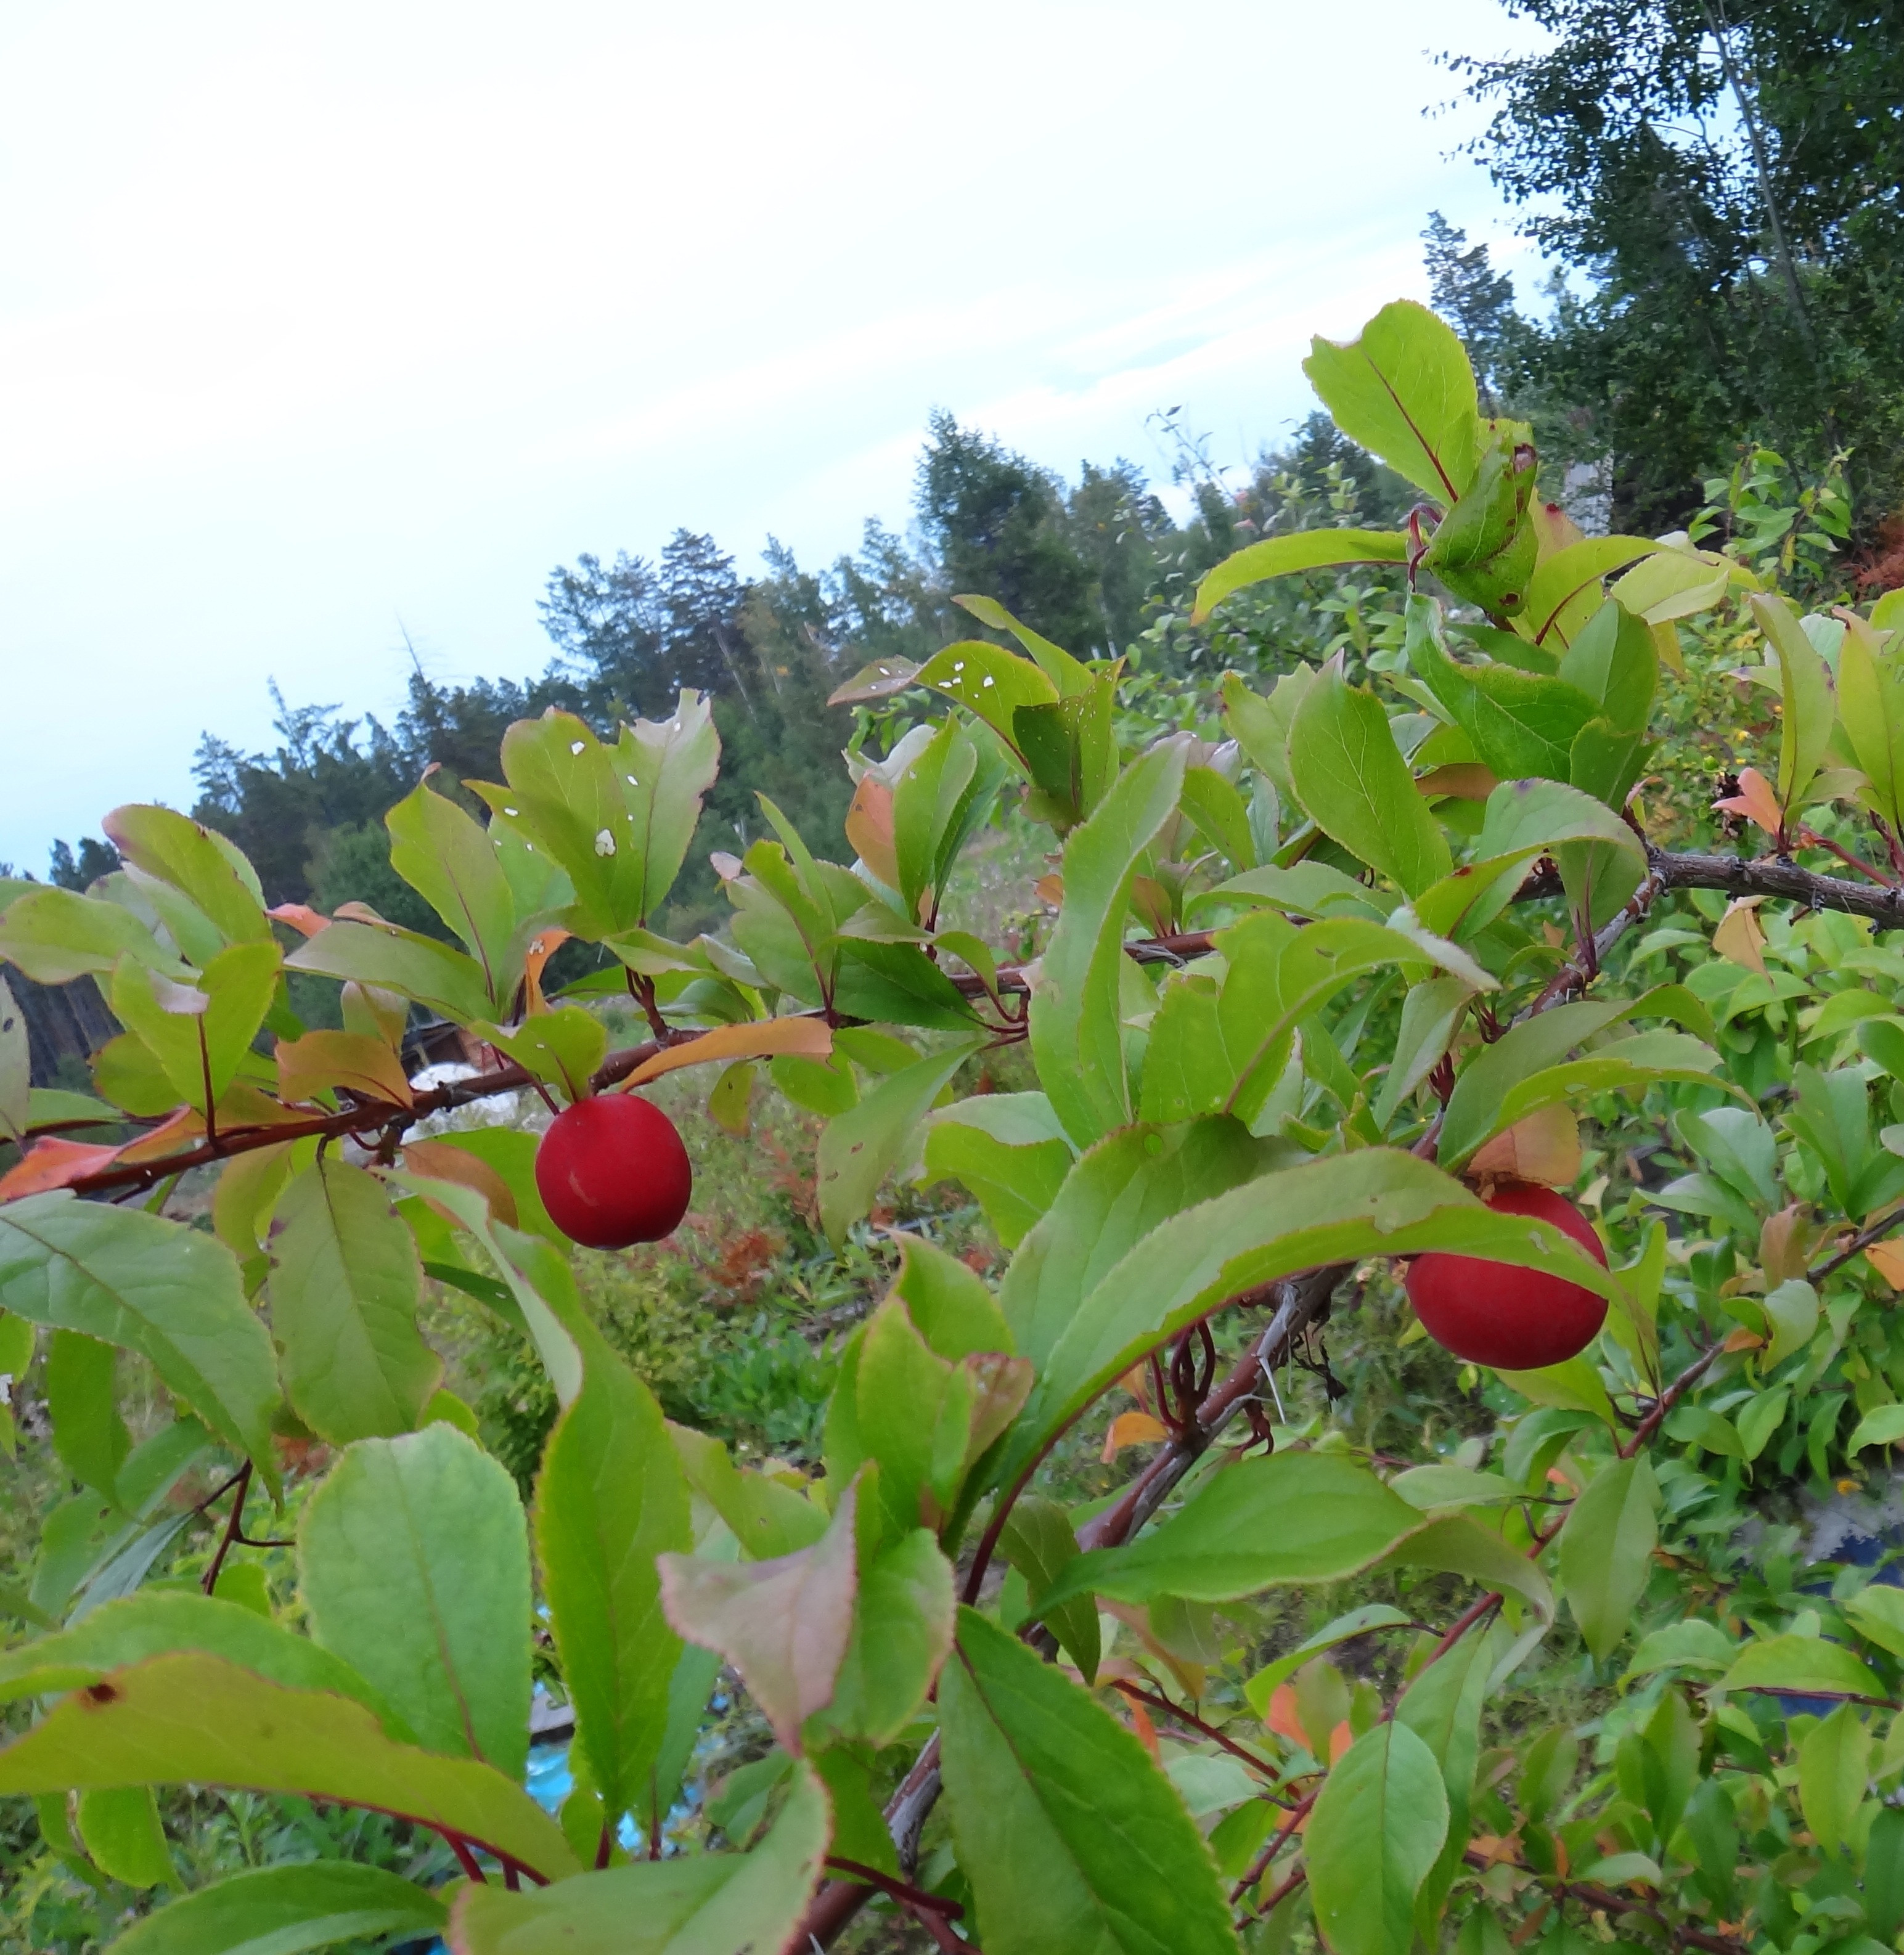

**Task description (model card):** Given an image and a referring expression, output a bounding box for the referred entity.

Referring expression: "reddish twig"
[199,1460,253,1597]
[1229,1787,1318,1904]
[1619,1345,1722,1458]
[1107,1681,1286,1788]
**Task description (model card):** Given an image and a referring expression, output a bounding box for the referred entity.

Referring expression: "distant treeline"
[34,408,1406,944]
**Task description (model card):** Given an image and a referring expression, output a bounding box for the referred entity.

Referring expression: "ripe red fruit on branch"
[1405,1182,1608,1370]
[534,1092,692,1249]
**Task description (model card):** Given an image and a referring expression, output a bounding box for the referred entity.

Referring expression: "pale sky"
[0,0,1540,872]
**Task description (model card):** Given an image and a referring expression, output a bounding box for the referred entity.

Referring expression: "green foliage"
[12,290,1904,1955]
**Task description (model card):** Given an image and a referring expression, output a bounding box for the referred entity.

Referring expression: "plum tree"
[6,297,1904,1955]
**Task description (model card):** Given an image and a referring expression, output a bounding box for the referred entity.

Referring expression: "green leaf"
[1752,593,1836,814]
[939,1606,1240,1955]
[823,1527,956,1747]
[954,591,1095,695]
[1845,1586,1904,1659]
[472,1006,608,1103]
[1302,300,1482,500]
[1030,740,1190,1146]
[1836,610,1904,831]
[913,641,1060,765]
[1437,998,1631,1166]
[384,777,526,1010]
[1000,1117,1270,1376]
[0,975,29,1142]
[0,1651,577,1879]
[1394,1624,1494,1937]
[76,1784,174,1888]
[1016,674,1120,828]
[1520,539,1661,651]
[285,919,494,1024]
[999,1493,1101,1683]
[1288,654,1449,897]
[1142,911,1484,1129]
[891,718,1005,927]
[1458,1031,1725,1169]
[668,1423,828,1561]
[999,1149,1622,1491]
[1406,598,1600,783]
[102,1863,446,1955]
[538,1332,693,1827]
[1190,860,1386,924]
[1421,428,1540,618]
[47,1330,131,1500]
[1799,1702,1871,1856]
[1042,1453,1424,1609]
[923,1093,1076,1250]
[1558,1456,1658,1659]
[817,1035,986,1247]
[1179,765,1259,871]
[0,1192,280,1477]
[300,1424,532,1779]
[1719,1633,1885,1699]
[102,805,271,951]
[1385,1514,1551,1621]
[1243,1606,1415,1713]
[1306,1719,1450,1955]
[268,1159,438,1445]
[1624,1620,1738,1680]
[0,886,188,986]
[1193,529,1408,621]
[658,1477,860,1753]
[0,1593,394,1721]
[447,1760,828,1955]
[110,942,281,1114]
[1373,977,1472,1127]
[1220,668,1312,806]
[1556,600,1657,733]
[1847,1403,1904,1456]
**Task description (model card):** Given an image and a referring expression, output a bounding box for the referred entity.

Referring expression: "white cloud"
[0,0,1538,869]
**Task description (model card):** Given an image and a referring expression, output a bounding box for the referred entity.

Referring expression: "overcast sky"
[0,0,1540,871]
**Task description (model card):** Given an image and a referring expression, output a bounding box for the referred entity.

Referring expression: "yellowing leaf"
[845,776,900,891]
[621,1018,833,1087]
[1100,1410,1169,1463]
[399,1140,517,1229]
[1712,765,1781,837]
[1468,1104,1582,1188]
[274,1032,413,1109]
[1712,897,1768,975]
[1868,1239,1904,1291]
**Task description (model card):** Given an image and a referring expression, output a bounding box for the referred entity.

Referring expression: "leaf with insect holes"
[0,1652,576,1878]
